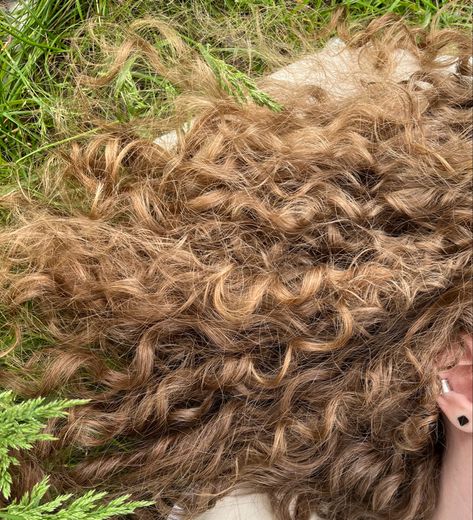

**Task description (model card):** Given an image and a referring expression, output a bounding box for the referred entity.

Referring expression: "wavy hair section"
[0,14,472,520]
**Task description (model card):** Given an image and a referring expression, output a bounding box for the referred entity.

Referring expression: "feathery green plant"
[0,390,87,500]
[192,40,284,111]
[0,390,153,519]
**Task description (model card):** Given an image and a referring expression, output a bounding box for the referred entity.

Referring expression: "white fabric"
[168,488,320,520]
[168,492,276,520]
[153,37,462,151]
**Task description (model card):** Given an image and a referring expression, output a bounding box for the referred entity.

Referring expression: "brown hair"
[0,13,472,520]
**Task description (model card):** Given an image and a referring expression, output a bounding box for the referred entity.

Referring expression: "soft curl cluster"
[0,13,472,520]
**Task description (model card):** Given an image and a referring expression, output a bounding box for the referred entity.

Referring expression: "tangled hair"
[0,12,472,520]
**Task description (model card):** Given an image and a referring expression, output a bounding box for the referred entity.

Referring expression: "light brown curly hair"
[0,12,472,520]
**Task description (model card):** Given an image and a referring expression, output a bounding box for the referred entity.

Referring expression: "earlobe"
[435,333,473,434]
[437,385,473,434]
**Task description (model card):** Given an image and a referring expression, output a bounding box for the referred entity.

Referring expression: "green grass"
[0,0,471,186]
[0,1,108,171]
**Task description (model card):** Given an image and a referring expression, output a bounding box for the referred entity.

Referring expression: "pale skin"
[432,333,473,520]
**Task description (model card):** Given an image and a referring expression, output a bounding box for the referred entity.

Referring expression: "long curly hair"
[0,12,472,520]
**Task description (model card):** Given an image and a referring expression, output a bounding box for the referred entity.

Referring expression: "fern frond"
[0,475,153,520]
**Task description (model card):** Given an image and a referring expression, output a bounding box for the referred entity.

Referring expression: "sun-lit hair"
[0,12,472,520]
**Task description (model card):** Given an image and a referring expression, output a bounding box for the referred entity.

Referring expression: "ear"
[437,333,473,434]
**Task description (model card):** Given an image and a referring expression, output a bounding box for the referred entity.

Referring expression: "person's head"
[0,13,471,520]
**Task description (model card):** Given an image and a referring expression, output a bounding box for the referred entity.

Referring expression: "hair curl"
[0,12,472,520]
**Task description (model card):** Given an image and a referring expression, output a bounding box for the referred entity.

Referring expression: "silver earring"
[440,378,451,394]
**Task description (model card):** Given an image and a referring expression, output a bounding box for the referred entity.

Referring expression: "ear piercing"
[439,379,470,428]
[440,378,451,394]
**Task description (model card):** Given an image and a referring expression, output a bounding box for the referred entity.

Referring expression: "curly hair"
[0,13,472,520]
